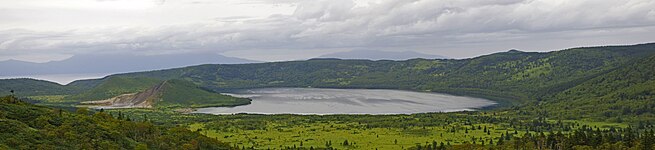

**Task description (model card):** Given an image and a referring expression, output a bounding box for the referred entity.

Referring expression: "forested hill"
[0,95,232,149]
[526,52,655,122]
[2,43,654,107]
[0,78,80,96]
[74,79,251,108]
[65,43,655,105]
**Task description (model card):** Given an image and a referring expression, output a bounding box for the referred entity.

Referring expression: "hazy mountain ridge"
[318,50,448,60]
[0,53,259,76]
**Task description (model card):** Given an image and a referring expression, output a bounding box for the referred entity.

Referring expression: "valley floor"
[102,109,634,150]
[16,92,655,150]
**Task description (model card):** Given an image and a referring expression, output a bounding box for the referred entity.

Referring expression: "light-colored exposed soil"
[81,81,167,108]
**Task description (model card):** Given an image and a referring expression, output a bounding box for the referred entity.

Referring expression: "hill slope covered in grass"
[66,76,163,101]
[68,43,655,106]
[1,43,655,149]
[0,95,232,149]
[528,53,655,122]
[80,79,251,108]
[2,43,655,119]
[0,78,79,96]
[157,79,251,108]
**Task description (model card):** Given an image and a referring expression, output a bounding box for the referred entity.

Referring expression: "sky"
[0,0,654,62]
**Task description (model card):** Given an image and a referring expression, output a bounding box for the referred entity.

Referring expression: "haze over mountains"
[0,50,449,84]
[318,50,448,60]
[0,50,448,77]
[0,53,258,76]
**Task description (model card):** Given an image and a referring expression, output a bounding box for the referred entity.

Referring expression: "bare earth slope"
[81,81,166,108]
[81,80,251,108]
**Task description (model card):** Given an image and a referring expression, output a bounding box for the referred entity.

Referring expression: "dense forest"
[517,53,655,123]
[1,43,655,149]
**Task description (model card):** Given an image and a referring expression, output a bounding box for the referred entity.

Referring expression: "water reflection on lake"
[194,88,496,115]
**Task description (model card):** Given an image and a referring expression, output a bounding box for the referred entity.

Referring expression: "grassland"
[190,120,627,149]
[176,112,628,150]
[157,79,251,108]
[25,95,79,108]
[14,95,636,150]
[21,93,632,150]
[188,121,518,149]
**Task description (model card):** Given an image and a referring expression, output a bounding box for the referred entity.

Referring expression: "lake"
[193,88,496,115]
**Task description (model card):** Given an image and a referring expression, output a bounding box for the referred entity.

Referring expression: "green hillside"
[0,77,251,108]
[68,43,655,106]
[67,76,162,101]
[2,43,654,117]
[157,79,251,108]
[0,95,232,149]
[2,43,655,149]
[75,79,251,108]
[532,53,655,122]
[0,78,79,96]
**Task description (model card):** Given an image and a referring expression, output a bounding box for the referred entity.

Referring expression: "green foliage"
[152,109,631,150]
[526,53,655,122]
[73,43,654,107]
[0,78,79,96]
[5,43,655,110]
[3,43,655,149]
[0,95,232,149]
[67,76,162,101]
[489,126,654,150]
[157,79,251,108]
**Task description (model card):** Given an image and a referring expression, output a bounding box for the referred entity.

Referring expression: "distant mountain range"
[318,50,448,60]
[0,53,259,76]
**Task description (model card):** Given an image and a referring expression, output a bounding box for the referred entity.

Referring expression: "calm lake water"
[194,88,496,115]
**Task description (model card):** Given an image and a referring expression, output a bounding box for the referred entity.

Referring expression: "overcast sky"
[0,0,654,62]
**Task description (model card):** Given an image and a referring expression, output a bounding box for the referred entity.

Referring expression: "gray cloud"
[1,0,654,62]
